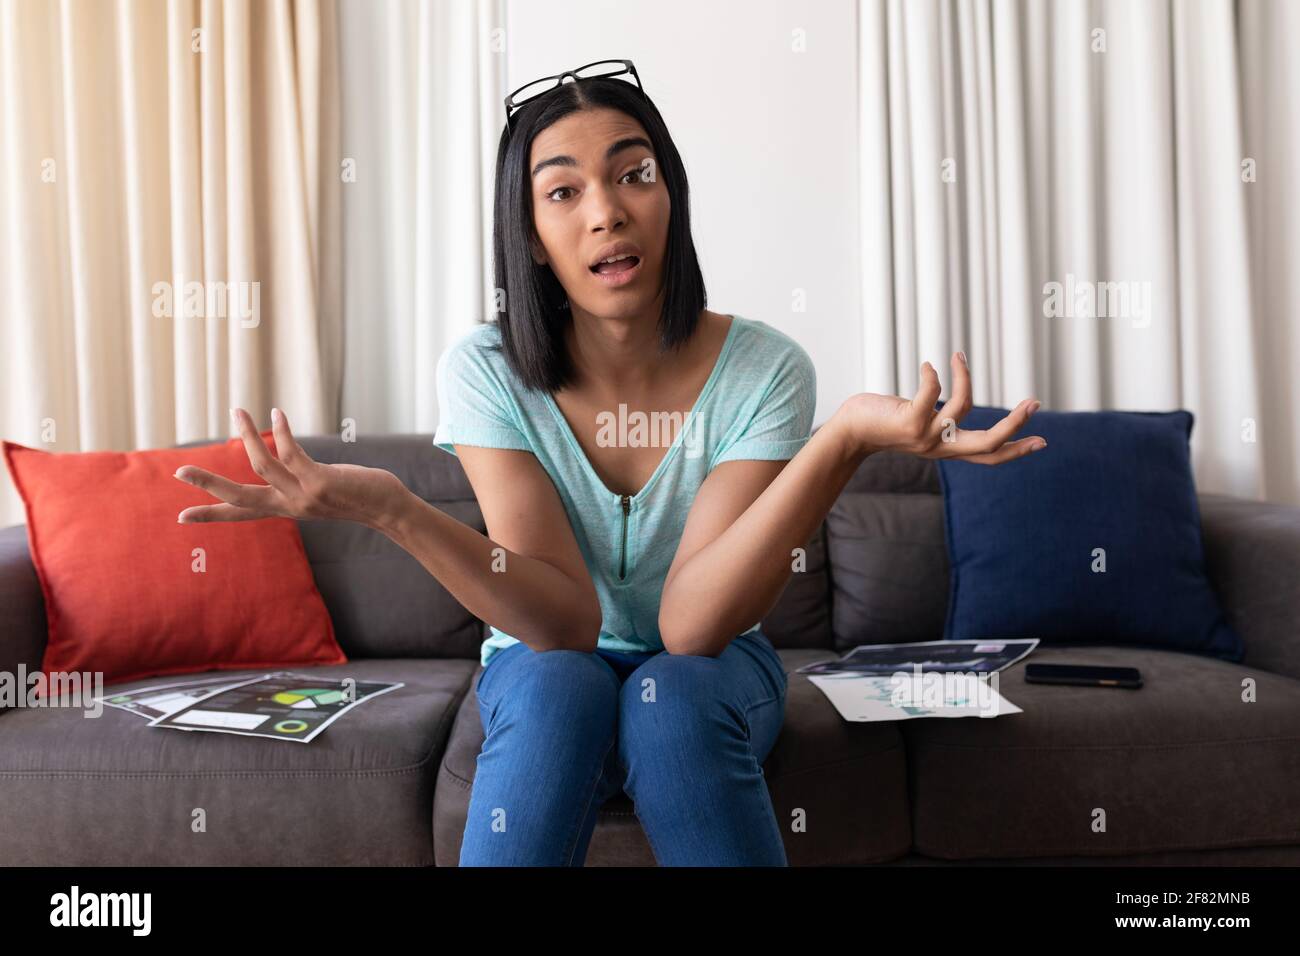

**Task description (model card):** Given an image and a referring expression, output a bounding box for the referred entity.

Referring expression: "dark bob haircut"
[487,76,707,393]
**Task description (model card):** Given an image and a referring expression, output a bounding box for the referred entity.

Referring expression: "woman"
[173,62,1046,867]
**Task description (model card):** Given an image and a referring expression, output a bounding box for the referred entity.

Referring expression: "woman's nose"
[587,182,627,231]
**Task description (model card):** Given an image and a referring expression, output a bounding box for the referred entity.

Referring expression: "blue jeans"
[459,630,790,866]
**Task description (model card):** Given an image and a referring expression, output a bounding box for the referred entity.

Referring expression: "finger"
[178,502,276,523]
[931,351,973,443]
[231,407,299,495]
[955,435,1047,465]
[174,464,274,511]
[944,397,1041,457]
[910,361,943,417]
[270,406,314,473]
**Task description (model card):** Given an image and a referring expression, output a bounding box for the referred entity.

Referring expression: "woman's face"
[527,106,670,318]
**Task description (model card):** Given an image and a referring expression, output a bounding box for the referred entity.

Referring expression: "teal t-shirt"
[432,313,817,667]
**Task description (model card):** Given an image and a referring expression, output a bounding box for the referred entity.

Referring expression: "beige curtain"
[0,0,341,527]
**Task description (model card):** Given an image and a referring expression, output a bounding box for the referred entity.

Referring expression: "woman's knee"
[616,654,734,740]
[483,646,620,731]
[617,649,785,752]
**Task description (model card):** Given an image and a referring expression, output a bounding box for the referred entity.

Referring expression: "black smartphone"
[1024,663,1142,688]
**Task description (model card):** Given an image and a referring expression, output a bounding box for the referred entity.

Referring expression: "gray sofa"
[2,432,1298,866]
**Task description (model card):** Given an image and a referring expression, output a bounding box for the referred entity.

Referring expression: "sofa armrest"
[1199,492,1300,680]
[0,524,48,710]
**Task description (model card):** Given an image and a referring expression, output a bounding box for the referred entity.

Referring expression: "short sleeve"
[432,335,532,457]
[711,342,817,466]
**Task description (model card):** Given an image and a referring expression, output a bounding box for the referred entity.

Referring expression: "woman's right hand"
[173,407,410,528]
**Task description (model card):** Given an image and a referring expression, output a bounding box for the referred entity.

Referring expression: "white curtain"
[337,0,505,434]
[859,0,1300,505]
[0,0,342,527]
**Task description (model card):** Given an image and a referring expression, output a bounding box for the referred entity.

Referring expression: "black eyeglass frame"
[503,59,647,135]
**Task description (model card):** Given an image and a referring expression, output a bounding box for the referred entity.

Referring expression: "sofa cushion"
[0,525,47,716]
[1198,492,1300,683]
[904,644,1300,859]
[827,492,949,651]
[842,447,941,495]
[757,524,834,650]
[294,506,486,661]
[433,647,912,865]
[0,658,476,865]
[295,435,486,660]
[3,433,345,689]
[936,407,1242,661]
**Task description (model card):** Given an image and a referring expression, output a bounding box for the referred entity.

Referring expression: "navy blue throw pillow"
[935,407,1242,661]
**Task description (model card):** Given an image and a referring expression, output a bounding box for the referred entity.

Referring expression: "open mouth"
[589,255,641,276]
[588,255,643,287]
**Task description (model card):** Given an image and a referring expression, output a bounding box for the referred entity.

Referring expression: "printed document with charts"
[794,640,1036,722]
[95,672,402,743]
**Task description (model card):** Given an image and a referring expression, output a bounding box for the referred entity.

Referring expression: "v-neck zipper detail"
[619,494,631,579]
[539,315,744,585]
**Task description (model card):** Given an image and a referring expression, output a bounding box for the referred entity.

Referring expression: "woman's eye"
[546,167,647,202]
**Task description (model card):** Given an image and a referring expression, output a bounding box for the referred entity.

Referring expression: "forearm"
[659,418,868,655]
[369,486,601,653]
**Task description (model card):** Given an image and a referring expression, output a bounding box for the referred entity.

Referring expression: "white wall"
[506,0,861,425]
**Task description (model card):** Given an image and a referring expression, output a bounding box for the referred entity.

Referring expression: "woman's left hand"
[830,351,1047,464]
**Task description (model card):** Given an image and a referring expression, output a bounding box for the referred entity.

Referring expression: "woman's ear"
[528,233,548,266]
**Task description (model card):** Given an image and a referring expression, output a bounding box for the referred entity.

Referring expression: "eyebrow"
[531,137,654,178]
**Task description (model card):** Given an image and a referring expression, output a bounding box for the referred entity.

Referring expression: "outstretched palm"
[173,408,405,526]
[835,352,1046,464]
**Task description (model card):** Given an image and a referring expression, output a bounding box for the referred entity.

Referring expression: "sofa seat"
[433,647,912,865]
[0,658,476,865]
[902,644,1300,860]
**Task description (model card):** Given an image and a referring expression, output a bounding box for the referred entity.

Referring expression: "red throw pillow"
[3,431,346,691]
